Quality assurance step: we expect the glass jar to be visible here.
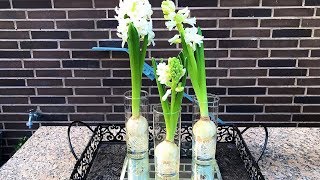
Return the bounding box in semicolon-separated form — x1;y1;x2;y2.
153;104;181;180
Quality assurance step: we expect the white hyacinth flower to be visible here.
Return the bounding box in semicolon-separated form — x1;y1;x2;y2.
162;89;172;101
156;62;171;85
168;34;181;45
184;27;204;50
115;0;155;47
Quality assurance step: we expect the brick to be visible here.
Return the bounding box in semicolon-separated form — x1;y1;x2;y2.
102;60;129;68
65;79;101;86
31;31;69;39
68;10;106;18
30;97;66;104
305;0;320;6
104;96;123;103
60;41;97;49
0;70;33;77
219;114;254;121
0;51;31;58
40;106;75;113
21;41;58;49
71;31;109;39
274;8;314;17
12;0;51;8
219;19;258;28
263;0;302;6
227;105;263;113
219;40;257;48
97;20;118;28
178;0;217;6
230;69;267;76
54;0;92;8
311;50;320;57
0;21;14;29
0;0;10;8
219;78;256;86
255;115;291;122
273;29;311;37
232;29;270;37
268;88;305;95
206;69;227;77
269;69;307;76
207;87;227;95
75;88;111;95
292;114;320;122
298;59;320;67
72;51;109;59
231;50;268;58
70;114;105;121
220;97;254;104
0;11;25;19
33;51;69;58
62;60;100;68
308;88;320;95
0;88;34;95
259;59;296;67
3;106;37;113
191;9;229;17
303;106;320;112
68;97;103;104
41;114;68;121
24;61;60;68
220;0;259;6
271;50;308;57
232;9;271;17
103;79;131;86
27;79;63;86
256;97;292;104
77;106;112;112
106;114;125;121
219;60;256;67
309;69;320;76
74;70;109;77
258;78;295;86
0;41;18;49
294;96;320;104
300;40;320;47
261;19;300;27
0;31;29;39
36;70;72;77
297;78;320;85
302;19;320;27
228;87;266;95
57;20;95;29
94;0;118;8
37;88;73;95
0;79;25;86
0;97;28;104
16;21;54;29
0;61;22;68
28;11;66;19
260;40;298;48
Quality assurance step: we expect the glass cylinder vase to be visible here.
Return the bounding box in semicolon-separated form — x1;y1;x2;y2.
124;90;149;179
191;94;220;180
153;104;181;180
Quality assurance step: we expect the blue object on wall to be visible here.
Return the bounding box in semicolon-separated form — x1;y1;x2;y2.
92;46;224;124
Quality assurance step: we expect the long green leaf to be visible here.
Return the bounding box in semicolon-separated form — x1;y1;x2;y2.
127;23;142;117
140;35;149;76
197;27;207;97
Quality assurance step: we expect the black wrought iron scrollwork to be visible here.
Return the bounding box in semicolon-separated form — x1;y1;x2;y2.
70;123;264;180
234;129;265;180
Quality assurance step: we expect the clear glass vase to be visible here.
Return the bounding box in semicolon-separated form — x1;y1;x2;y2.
124;90;150;179
191;94;220;179
153;104;181;180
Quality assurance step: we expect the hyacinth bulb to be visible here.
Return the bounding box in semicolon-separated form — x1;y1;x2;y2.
192;118;217;164
154;140;179;179
126;115;149;159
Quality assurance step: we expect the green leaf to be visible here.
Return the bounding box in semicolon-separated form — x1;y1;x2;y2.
140;35;149;75
197;27;207;95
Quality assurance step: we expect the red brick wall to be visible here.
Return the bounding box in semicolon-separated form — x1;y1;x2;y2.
1;0;320;160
